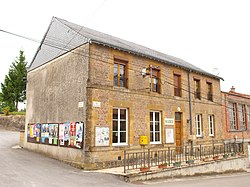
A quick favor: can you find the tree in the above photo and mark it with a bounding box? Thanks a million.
[0,50,27,111]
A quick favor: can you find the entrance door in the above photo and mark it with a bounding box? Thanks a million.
[175,112,182,148]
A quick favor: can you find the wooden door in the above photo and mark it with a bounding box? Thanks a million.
[175,113,182,148]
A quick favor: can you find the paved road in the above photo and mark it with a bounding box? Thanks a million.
[0,130,250,187]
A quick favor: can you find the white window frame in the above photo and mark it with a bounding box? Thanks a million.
[112,108,128,146]
[195,114,203,137]
[150,111,161,144]
[208,115,215,137]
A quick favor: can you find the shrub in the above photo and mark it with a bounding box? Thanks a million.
[3,106,10,116]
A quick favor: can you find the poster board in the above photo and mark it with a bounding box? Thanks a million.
[95,126,110,146]
[28,121,83,149]
[27,123,41,143]
[166,128,174,143]
[58,122,84,149]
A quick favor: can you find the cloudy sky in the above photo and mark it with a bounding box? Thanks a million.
[1,0,250,93]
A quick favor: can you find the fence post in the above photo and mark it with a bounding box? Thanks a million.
[212,140,215,157]
[199,144,202,160]
[124,150,126,173]
[148,149,150,168]
[168,147,171,166]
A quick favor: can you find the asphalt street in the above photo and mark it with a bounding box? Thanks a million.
[0,130,250,187]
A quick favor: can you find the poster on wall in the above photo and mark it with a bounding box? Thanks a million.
[27,124,41,143]
[58,122,83,149]
[58,122,70,146]
[70,122,76,147]
[35,124,41,143]
[41,124,49,144]
[75,122,83,149]
[48,124,58,145]
[28,121,83,149]
[95,126,110,146]
[166,128,174,143]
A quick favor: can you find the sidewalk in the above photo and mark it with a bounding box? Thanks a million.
[93,156,248,182]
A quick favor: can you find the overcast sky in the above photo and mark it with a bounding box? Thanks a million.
[1,0,250,94]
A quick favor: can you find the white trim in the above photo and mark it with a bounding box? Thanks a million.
[112,108,128,146]
[195,114,203,137]
[208,115,215,137]
[150,111,162,144]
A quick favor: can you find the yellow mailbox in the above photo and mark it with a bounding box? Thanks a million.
[140,136,148,145]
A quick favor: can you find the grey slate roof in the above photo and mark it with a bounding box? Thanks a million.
[29,17,222,80]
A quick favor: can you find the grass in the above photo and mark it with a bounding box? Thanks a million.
[10,111,26,115]
[0,112,26,116]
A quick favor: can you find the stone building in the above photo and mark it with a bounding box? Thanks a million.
[222,87,250,143]
[25,17,224,168]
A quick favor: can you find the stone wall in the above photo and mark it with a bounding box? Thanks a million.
[0,115,25,131]
[25,44,89,163]
[85,43,223,164]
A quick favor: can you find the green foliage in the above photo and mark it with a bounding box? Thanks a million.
[0,50,27,111]
[9,111,26,115]
[3,106,10,116]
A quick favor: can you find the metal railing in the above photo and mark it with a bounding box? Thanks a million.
[123,141,244,173]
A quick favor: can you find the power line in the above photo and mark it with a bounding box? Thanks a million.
[1,28,249,117]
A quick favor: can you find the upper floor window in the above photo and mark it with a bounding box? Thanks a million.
[174,74,181,97]
[195,114,203,137]
[208,115,215,136]
[238,104,246,130]
[207,82,213,101]
[229,102,237,130]
[194,79,201,99]
[150,111,161,144]
[150,68,160,93]
[114,58,127,88]
[112,108,128,145]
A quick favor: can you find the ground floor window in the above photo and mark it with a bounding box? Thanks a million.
[150,111,161,144]
[208,115,215,137]
[195,114,203,137]
[112,108,128,145]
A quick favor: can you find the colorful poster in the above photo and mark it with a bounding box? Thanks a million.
[30,124,34,138]
[64,122,70,141]
[35,124,41,142]
[70,122,76,147]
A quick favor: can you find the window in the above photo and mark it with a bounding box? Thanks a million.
[229,102,237,130]
[150,111,161,144]
[150,68,160,93]
[195,114,203,137]
[114,58,127,87]
[248,106,250,130]
[207,82,213,101]
[174,74,181,97]
[194,79,201,99]
[112,108,128,145]
[238,104,246,130]
[208,115,215,136]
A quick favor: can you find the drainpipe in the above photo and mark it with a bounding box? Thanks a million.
[188,70,194,151]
